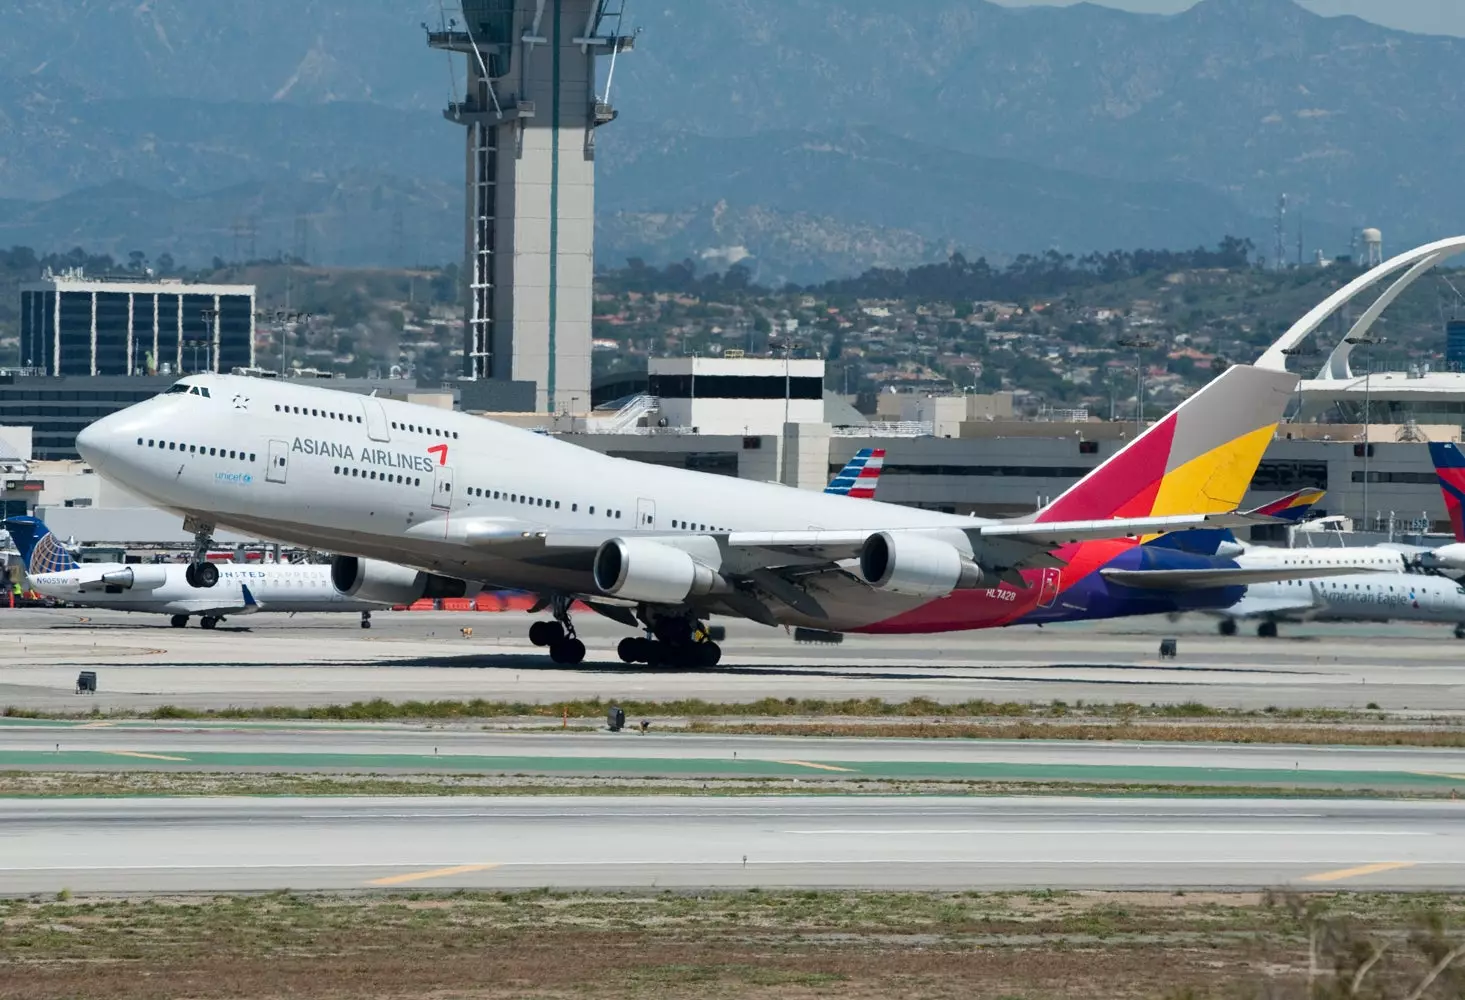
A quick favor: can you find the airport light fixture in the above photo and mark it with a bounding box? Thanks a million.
[1115,336,1158,432]
[1345,335,1384,529]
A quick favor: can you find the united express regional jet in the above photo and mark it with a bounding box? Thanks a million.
[74,364,1317,666]
[5,514,381,630]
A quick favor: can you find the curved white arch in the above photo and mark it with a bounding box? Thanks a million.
[1256,236,1465,374]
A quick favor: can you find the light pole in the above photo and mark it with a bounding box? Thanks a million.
[1280,345,1319,425]
[1115,336,1157,433]
[1345,335,1382,531]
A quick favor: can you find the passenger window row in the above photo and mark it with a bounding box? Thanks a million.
[392,420,459,440]
[275,403,361,424]
[137,438,255,462]
[671,520,726,532]
[463,486,623,519]
[332,466,421,487]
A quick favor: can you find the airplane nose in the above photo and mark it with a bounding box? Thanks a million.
[75,416,119,471]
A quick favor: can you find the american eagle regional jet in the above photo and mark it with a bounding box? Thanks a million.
[75,364,1321,666]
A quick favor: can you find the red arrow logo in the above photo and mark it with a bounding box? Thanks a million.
[428,444,448,466]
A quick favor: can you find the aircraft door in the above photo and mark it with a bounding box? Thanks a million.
[361,397,390,442]
[636,497,656,529]
[431,465,454,511]
[266,439,289,484]
[1037,567,1061,608]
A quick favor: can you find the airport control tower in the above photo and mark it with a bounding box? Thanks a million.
[428,1,633,414]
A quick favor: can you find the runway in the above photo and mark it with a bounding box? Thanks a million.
[4,723,1465,790]
[2,609,1464,712]
[2,796,1460,894]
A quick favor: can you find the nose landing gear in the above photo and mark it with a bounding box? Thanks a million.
[528,596,586,664]
[361,611,372,630]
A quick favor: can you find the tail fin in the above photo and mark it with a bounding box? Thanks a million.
[2,515,80,574]
[1246,487,1326,524]
[1034,365,1298,524]
[825,447,885,499]
[1429,441,1465,542]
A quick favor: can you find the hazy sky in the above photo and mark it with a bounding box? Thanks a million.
[992,0,1465,37]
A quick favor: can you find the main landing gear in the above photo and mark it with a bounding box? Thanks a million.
[170,614,189,628]
[1256,621,1279,639]
[183,518,219,589]
[199,616,221,630]
[1455,624,1465,640]
[617,615,722,668]
[361,611,372,630]
[1217,618,1237,637]
[528,596,586,665]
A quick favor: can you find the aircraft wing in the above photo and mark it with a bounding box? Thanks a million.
[1100,564,1385,592]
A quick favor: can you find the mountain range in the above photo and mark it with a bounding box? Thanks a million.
[0,0,1460,279]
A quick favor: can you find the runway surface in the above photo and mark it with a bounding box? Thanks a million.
[2,609,1464,712]
[3,796,1460,894]
[4,723,1465,789]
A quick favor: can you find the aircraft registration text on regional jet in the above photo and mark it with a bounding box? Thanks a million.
[73,362,1344,666]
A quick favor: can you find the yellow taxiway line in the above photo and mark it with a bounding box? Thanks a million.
[1301,861,1416,883]
[105,750,190,762]
[369,863,501,886]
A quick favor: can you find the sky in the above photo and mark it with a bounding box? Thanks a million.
[992,0,1465,37]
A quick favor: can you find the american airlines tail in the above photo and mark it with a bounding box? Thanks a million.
[1032,365,1298,525]
[2,515,80,576]
[1429,442,1465,543]
[825,448,885,498]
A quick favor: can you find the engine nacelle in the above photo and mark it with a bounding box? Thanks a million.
[330,556,467,605]
[98,565,169,591]
[859,531,983,598]
[592,538,727,605]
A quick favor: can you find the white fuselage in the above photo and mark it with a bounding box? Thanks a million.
[73,375,986,631]
[26,561,379,616]
[1224,570,1465,624]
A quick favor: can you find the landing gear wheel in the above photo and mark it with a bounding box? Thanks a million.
[186,561,219,588]
[696,641,722,668]
[361,612,372,630]
[169,614,188,629]
[199,616,219,630]
[617,636,643,663]
[549,637,586,665]
[529,620,565,647]
[1455,624,1465,640]
[1257,620,1278,639]
[1218,618,1237,637]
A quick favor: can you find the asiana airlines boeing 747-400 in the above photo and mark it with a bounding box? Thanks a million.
[73,363,1355,667]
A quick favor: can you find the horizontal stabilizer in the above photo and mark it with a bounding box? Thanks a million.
[1101,564,1385,592]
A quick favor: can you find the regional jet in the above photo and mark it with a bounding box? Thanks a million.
[74,363,1333,665]
[5,514,381,630]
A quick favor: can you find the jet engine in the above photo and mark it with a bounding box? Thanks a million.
[96,566,168,591]
[859,531,983,598]
[330,556,467,605]
[592,538,728,604]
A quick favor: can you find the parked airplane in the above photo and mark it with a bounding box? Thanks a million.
[1211,570,1465,638]
[4,514,381,629]
[75,363,1321,666]
[824,448,885,498]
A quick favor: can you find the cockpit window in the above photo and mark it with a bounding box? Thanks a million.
[164,383,211,398]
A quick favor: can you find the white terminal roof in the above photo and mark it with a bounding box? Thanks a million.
[648,356,825,377]
[20,275,255,296]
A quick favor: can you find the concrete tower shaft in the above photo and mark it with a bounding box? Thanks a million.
[429,1,632,413]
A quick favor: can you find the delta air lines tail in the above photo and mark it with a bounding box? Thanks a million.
[1430,441,1465,543]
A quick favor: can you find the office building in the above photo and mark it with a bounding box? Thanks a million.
[19,273,256,377]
